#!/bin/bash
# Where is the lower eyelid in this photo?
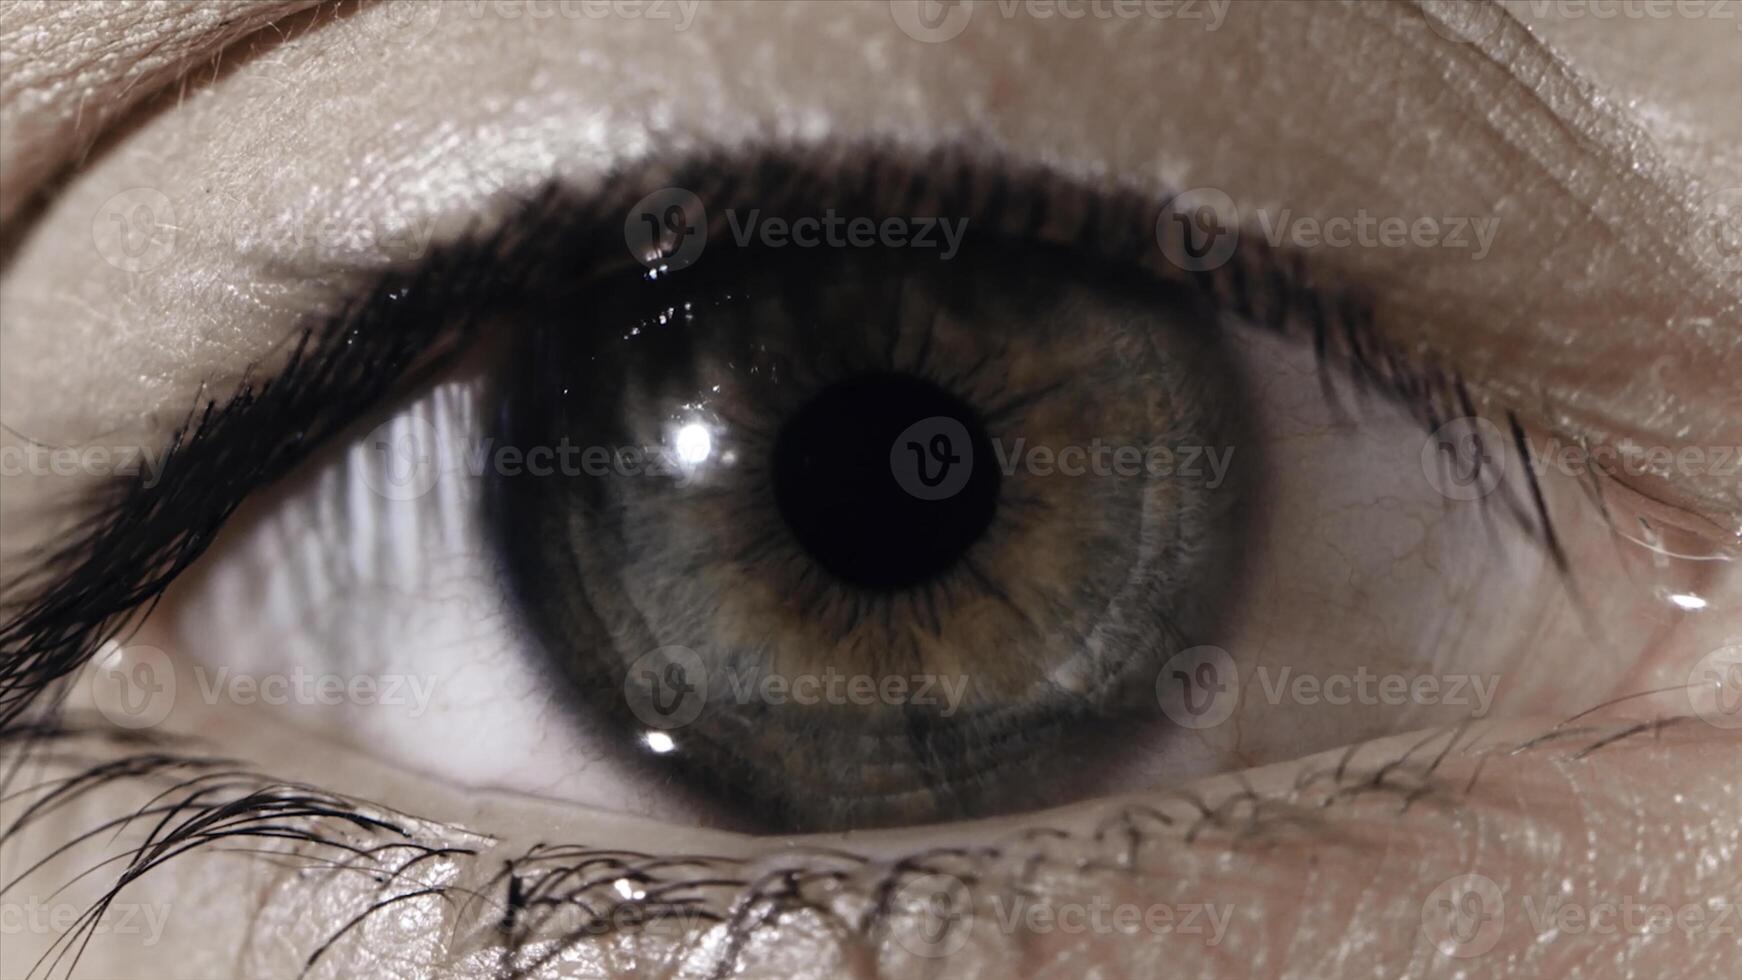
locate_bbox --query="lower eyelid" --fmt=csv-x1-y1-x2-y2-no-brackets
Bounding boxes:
6,715,1731,980
142,290,1608,827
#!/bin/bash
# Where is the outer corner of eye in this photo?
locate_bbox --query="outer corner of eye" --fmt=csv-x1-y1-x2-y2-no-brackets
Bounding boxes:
7,8,1742,980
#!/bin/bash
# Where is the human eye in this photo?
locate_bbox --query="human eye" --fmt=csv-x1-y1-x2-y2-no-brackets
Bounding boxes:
2,3,1737,980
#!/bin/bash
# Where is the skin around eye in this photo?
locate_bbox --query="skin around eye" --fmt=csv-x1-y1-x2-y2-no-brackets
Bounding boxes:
2,4,1738,980
132,161,1705,846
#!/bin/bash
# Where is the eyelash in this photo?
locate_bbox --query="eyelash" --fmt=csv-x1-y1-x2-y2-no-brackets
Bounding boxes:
11,142,1591,770
0,143,1570,736
0,141,1600,980
9,716,1603,980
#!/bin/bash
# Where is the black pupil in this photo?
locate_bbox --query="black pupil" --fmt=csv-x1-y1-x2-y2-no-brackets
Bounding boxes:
772,373,1001,591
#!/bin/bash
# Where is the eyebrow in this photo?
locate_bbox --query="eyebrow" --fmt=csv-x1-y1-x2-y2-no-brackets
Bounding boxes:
0,0,314,225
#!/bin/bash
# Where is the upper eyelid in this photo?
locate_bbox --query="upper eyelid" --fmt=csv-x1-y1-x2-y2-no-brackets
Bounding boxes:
0,0,317,228
0,143,1640,726
7,4,1734,527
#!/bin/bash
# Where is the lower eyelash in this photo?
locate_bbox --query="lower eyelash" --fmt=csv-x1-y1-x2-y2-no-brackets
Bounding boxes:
0,143,1592,973
10,711,1695,980
0,717,1442,980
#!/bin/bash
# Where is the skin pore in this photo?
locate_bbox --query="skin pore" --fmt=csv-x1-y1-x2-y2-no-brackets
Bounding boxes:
1,2,1738,978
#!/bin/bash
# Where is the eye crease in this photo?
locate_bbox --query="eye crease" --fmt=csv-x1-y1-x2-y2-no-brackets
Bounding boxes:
7,144,1619,835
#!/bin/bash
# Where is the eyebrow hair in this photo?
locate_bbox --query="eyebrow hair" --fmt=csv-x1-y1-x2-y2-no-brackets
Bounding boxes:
0,0,315,226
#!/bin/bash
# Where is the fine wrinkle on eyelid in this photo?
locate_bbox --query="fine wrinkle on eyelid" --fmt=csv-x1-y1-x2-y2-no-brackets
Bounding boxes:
6,0,1735,494
0,0,320,227
3,716,1734,979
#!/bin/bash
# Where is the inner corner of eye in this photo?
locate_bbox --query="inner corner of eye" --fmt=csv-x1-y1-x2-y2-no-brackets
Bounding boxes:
167,216,1557,839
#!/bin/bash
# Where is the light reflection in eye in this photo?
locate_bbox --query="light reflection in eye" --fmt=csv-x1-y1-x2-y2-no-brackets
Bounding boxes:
674,423,714,466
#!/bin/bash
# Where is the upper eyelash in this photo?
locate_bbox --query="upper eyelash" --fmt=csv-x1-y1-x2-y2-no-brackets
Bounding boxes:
0,141,1553,736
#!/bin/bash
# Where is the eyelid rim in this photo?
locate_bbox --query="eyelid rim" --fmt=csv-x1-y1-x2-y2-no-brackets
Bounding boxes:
0,142,1614,732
